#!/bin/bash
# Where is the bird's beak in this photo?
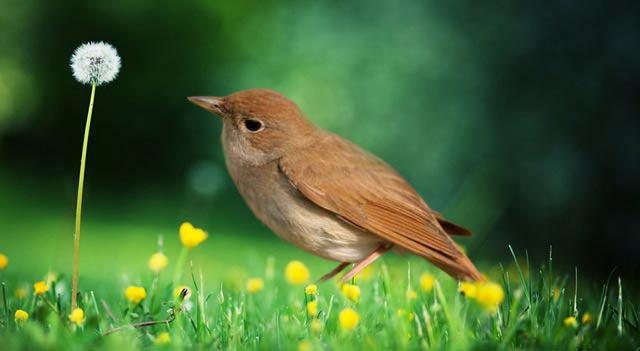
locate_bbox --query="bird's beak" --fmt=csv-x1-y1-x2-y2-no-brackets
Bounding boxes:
187,96,225,117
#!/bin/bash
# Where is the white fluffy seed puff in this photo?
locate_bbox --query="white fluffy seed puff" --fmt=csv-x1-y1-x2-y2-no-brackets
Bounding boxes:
70,42,121,86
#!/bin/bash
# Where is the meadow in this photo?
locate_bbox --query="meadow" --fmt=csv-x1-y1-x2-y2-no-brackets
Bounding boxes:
0,177,638,351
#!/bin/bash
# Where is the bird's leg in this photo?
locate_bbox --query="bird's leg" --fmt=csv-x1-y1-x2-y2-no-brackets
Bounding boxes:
318,262,350,282
340,244,393,283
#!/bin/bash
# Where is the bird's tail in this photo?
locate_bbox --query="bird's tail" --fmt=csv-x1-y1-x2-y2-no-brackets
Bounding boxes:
429,250,485,282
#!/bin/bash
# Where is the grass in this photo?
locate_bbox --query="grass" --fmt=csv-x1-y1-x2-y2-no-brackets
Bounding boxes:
0,178,638,350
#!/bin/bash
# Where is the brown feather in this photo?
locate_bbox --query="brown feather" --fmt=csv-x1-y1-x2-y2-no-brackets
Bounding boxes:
279,132,483,281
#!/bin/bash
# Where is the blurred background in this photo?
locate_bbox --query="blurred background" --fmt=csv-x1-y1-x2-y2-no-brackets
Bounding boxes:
0,0,638,284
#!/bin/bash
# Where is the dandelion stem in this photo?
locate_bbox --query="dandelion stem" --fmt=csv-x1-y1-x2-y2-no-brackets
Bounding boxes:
71,82,97,310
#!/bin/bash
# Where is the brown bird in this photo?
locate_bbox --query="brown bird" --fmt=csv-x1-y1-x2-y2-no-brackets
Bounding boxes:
188,89,483,282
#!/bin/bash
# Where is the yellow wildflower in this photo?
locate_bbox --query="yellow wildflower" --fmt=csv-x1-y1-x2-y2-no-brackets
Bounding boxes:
68,308,85,325
553,287,560,303
33,281,49,296
298,340,312,351
246,278,265,294
285,260,310,285
459,282,477,298
148,252,169,273
174,286,191,300
0,254,8,270
310,319,323,333
125,286,147,304
307,300,318,317
406,289,418,300
339,307,360,331
341,284,361,302
15,288,28,299
14,309,29,322
179,222,208,249
408,312,415,321
420,273,435,292
305,284,318,295
582,312,592,324
564,316,578,328
354,265,374,282
476,282,505,311
155,332,171,345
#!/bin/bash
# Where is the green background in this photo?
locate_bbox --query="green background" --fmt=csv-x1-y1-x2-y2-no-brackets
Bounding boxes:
1,0,639,282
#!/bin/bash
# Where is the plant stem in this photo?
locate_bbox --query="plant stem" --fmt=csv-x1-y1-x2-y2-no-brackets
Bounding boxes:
173,246,189,284
71,83,97,310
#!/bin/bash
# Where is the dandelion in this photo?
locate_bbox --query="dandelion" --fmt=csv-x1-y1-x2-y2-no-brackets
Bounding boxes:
246,278,265,294
341,284,361,302
475,282,505,311
125,286,147,304
15,288,28,299
285,260,310,285
68,308,85,325
174,222,208,283
310,319,323,333
305,284,318,295
338,307,360,331
582,312,592,324
148,252,169,273
406,289,418,301
298,340,312,351
179,222,208,249
564,316,578,328
307,300,318,317
14,310,29,322
174,286,191,301
33,281,49,296
69,41,121,310
155,332,171,345
459,282,477,298
420,273,435,292
0,253,8,270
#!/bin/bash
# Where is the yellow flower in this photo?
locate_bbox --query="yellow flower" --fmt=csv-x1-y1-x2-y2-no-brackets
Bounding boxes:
307,301,318,317
476,282,505,311
420,273,435,292
553,287,560,303
582,312,592,324
14,309,29,322
0,254,8,270
285,260,310,285
354,265,374,282
179,222,208,249
148,252,169,273
68,308,85,325
564,316,578,328
339,307,360,331
298,340,312,351
341,284,361,302
310,319,323,333
406,289,418,301
15,288,28,299
459,282,477,298
125,286,147,304
155,332,171,345
305,284,318,295
174,286,191,300
33,281,49,296
246,278,265,294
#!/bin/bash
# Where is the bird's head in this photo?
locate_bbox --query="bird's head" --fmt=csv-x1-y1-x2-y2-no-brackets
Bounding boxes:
188,89,317,165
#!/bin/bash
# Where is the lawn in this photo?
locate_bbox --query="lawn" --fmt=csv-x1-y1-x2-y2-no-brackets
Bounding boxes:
0,178,638,350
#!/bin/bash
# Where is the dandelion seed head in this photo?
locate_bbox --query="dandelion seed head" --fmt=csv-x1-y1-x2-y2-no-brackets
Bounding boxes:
70,42,121,86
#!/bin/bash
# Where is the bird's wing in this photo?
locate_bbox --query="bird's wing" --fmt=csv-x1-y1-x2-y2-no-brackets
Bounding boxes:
278,133,481,280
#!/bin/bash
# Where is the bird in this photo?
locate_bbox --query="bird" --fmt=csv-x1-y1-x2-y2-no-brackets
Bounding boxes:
188,89,483,282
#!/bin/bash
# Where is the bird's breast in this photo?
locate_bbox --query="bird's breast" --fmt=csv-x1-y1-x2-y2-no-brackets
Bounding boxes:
223,153,381,263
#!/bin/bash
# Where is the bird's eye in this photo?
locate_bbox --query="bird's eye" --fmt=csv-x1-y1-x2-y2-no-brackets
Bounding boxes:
244,119,264,132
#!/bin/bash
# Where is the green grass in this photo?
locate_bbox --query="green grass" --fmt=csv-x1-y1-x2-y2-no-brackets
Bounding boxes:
0,177,638,350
